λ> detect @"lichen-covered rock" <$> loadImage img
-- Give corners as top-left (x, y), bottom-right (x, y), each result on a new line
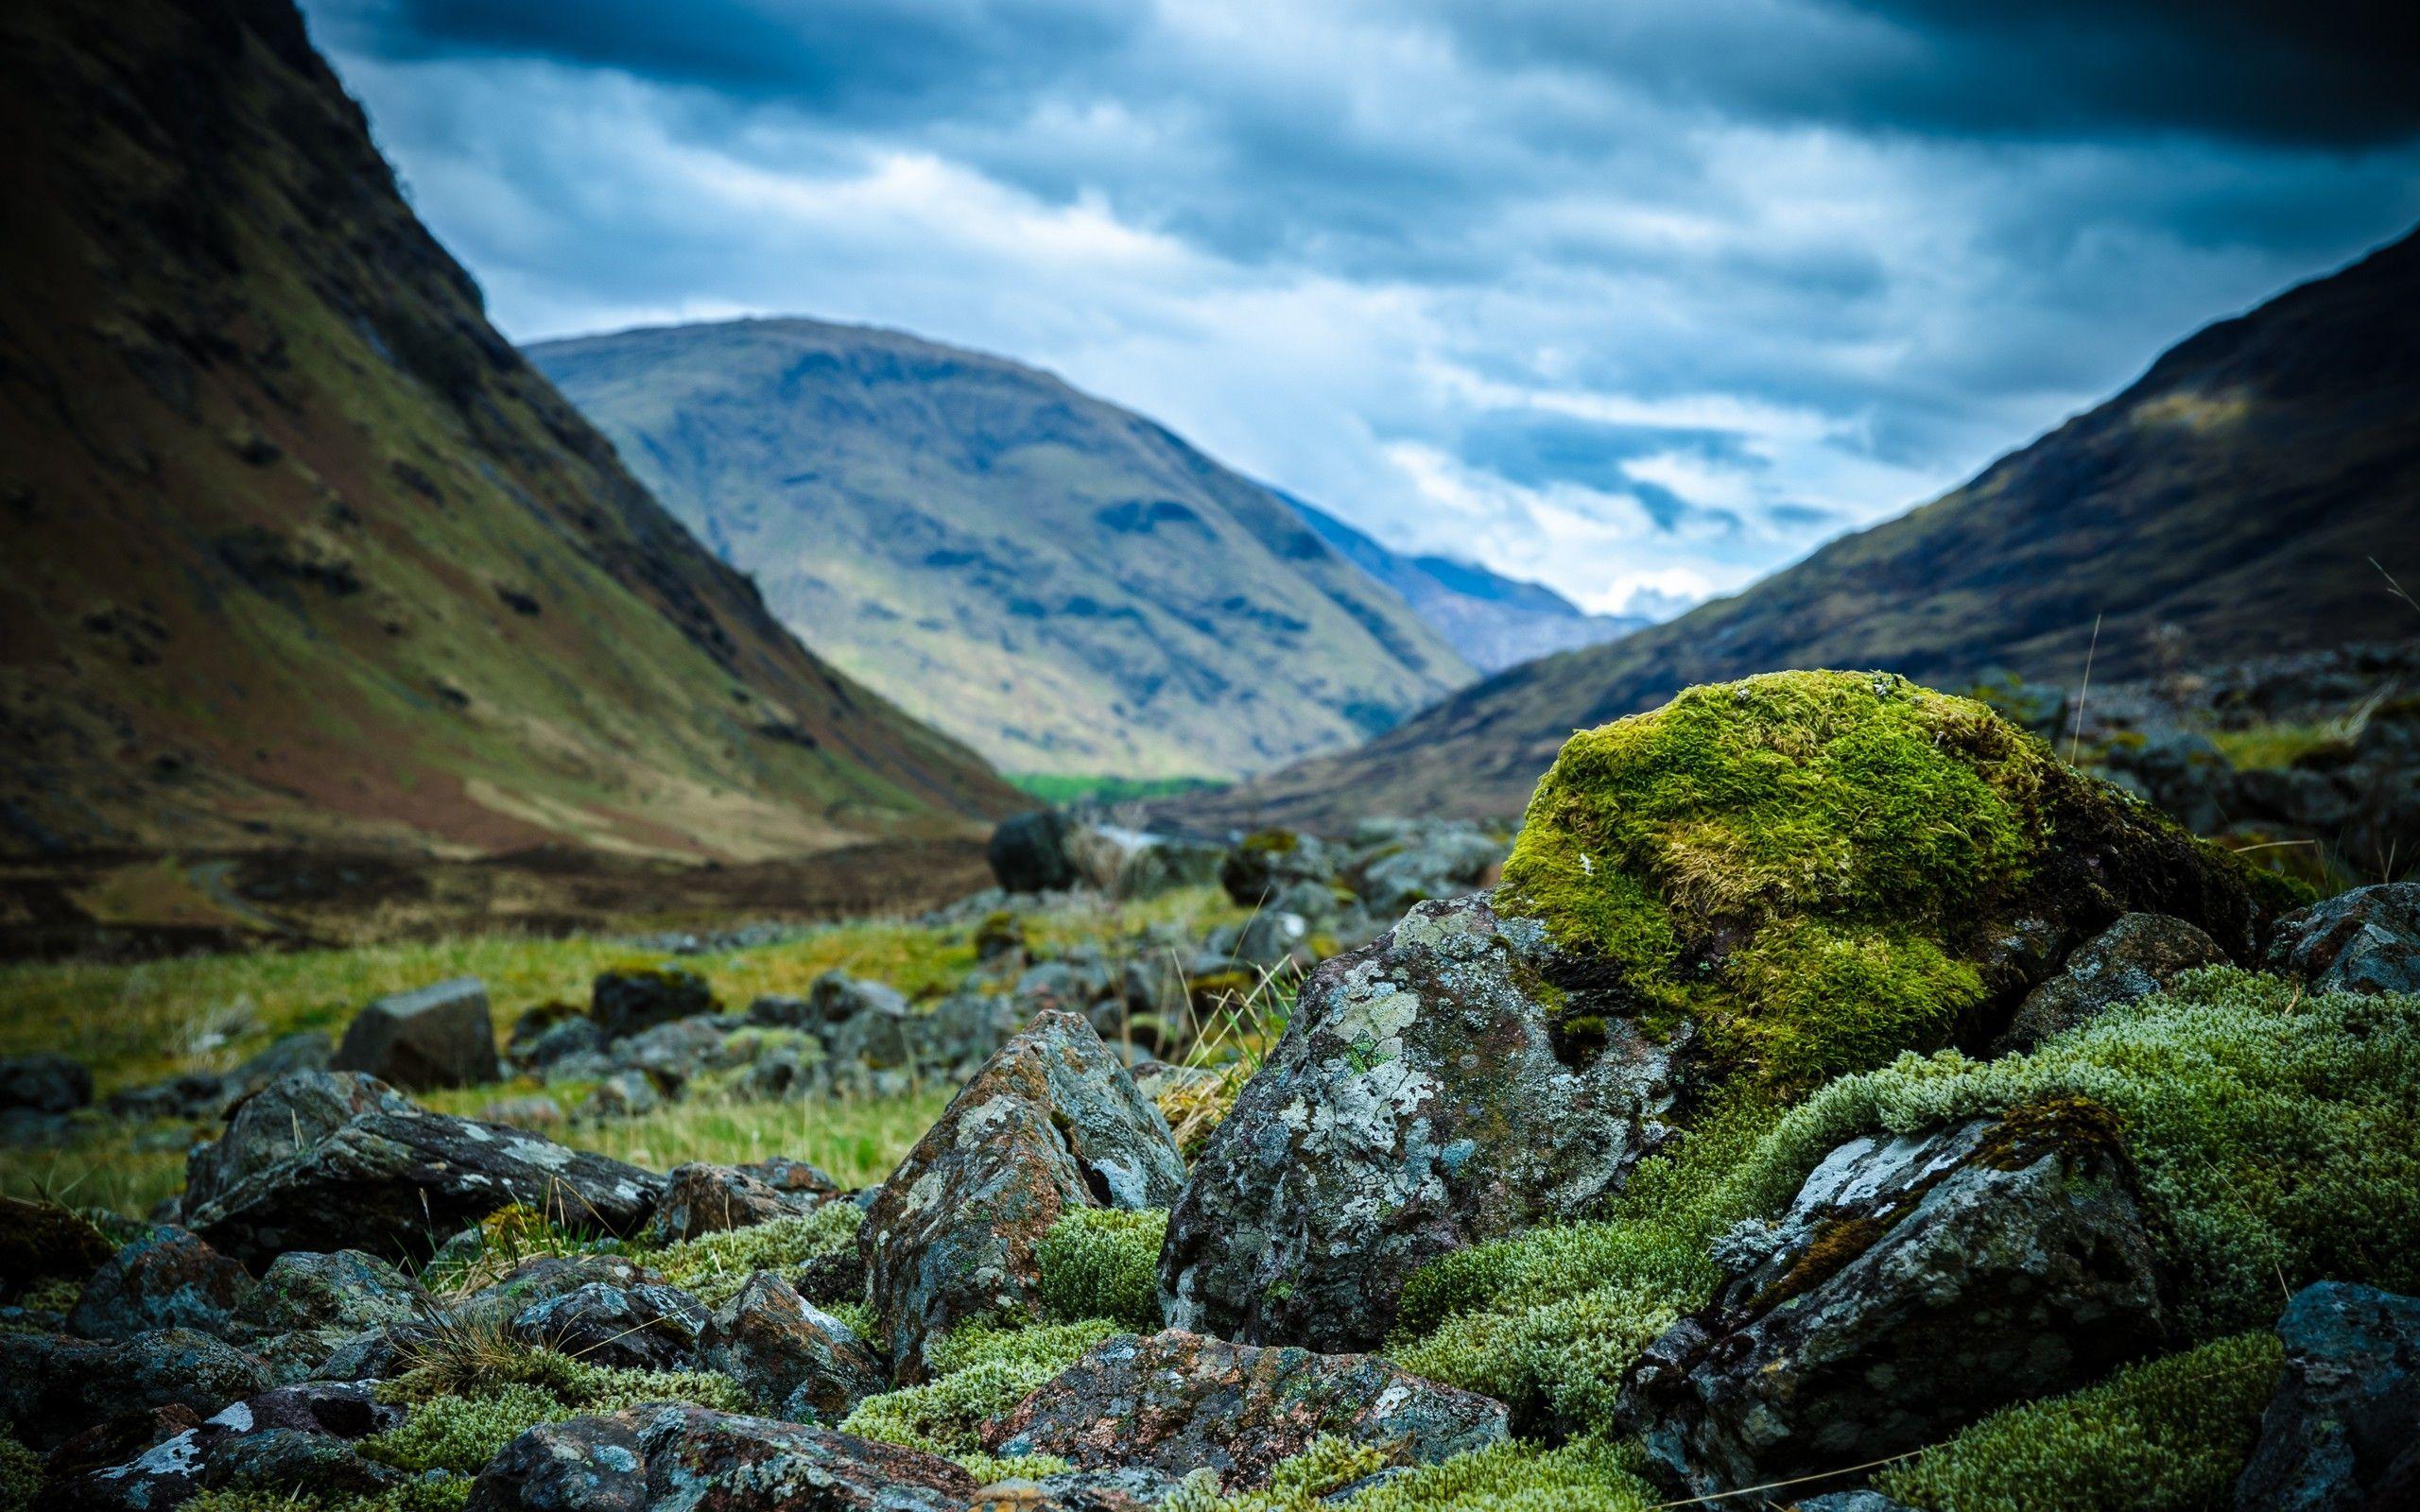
top-left (43, 1403), bottom-right (210, 1512)
top-left (475, 1403), bottom-right (977, 1512)
top-left (103, 1032), bottom-right (333, 1125)
top-left (60, 1383), bottom-right (405, 1512)
top-left (0, 1328), bottom-right (272, 1449)
top-left (69, 1227), bottom-right (255, 1341)
top-left (696, 1272), bottom-right (885, 1424)
top-left (1219, 829), bottom-right (1336, 906)
top-left (1495, 672), bottom-right (2285, 1096)
top-left (1064, 824), bottom-right (1223, 902)
top-left (0, 1051), bottom-right (92, 1113)
top-left (579, 1069), bottom-right (664, 1121)
top-left (463, 1255), bottom-right (667, 1327)
top-left (511, 1280), bottom-right (709, 1370)
top-left (1163, 894), bottom-right (1689, 1351)
top-left (2265, 882), bottom-right (2420, 997)
top-left (612, 1017), bottom-right (743, 1092)
top-left (331, 976), bottom-right (501, 1091)
top-left (915, 991), bottom-right (1031, 1076)
top-left (590, 967), bottom-right (716, 1043)
top-left (2233, 1281), bottom-right (2420, 1511)
top-left (1992, 912), bottom-right (2230, 1054)
top-left (182, 1071), bottom-right (414, 1217)
top-left (1345, 824), bottom-right (1504, 917)
top-left (861, 1010), bottom-right (1184, 1380)
top-left (644, 1163), bottom-right (825, 1245)
top-left (983, 1328), bottom-right (1509, 1489)
top-left (991, 811), bottom-right (1080, 894)
top-left (183, 1074), bottom-right (662, 1267)
top-left (1619, 1105), bottom-right (2168, 1498)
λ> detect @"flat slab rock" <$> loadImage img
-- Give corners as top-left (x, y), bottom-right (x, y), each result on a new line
top-left (982, 1328), bottom-right (1510, 1490)
top-left (1164, 895), bottom-right (1688, 1351)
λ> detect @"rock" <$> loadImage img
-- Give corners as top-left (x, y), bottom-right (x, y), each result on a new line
top-left (228, 1250), bottom-right (424, 1381)
top-left (1163, 895), bottom-right (1689, 1352)
top-left (1993, 912), bottom-right (2230, 1054)
top-left (862, 1010), bottom-right (1185, 1380)
top-left (510, 1280), bottom-right (708, 1370)
top-left (990, 810), bottom-right (1080, 893)
top-left (2234, 1281), bottom-right (2420, 1511)
top-left (696, 1272), bottom-right (884, 1423)
top-left (735, 1156), bottom-right (843, 1201)
top-left (1219, 830), bottom-right (1336, 906)
top-left (44, 1405), bottom-right (211, 1512)
top-left (1031, 1468), bottom-right (1186, 1511)
top-left (60, 1383), bottom-right (406, 1512)
top-left (69, 1227), bottom-right (255, 1340)
top-left (0, 1328), bottom-right (271, 1449)
top-left (1347, 826), bottom-right (1504, 917)
top-left (183, 1074), bottom-right (662, 1267)
top-left (517, 1016), bottom-right (610, 1074)
top-left (0, 1051), bottom-right (93, 1113)
top-left (331, 976), bottom-right (501, 1091)
top-left (480, 1094), bottom-right (568, 1129)
top-left (0, 1193), bottom-right (114, 1295)
top-left (1064, 825), bottom-right (1223, 901)
top-left (182, 1071), bottom-right (414, 1216)
top-left (984, 1329), bottom-right (1509, 1490)
top-left (644, 1163), bottom-right (823, 1245)
top-left (199, 1425), bottom-right (402, 1497)
top-left (611, 1017), bottom-right (742, 1091)
top-left (1619, 1105), bottom-right (2168, 1498)
top-left (591, 967), bottom-right (716, 1043)
top-left (473, 1403), bottom-right (977, 1512)
top-left (465, 1415), bottom-right (648, 1512)
top-left (2265, 883), bottom-right (2420, 997)
top-left (823, 1002), bottom-right (917, 1079)
top-left (102, 1033), bottom-right (333, 1125)
top-left (579, 1070), bottom-right (664, 1121)
top-left (1793, 1495), bottom-right (1922, 1512)
top-left (914, 992), bottom-right (1029, 1075)
top-left (807, 971), bottom-right (911, 1028)
top-left (458, 1255), bottom-right (666, 1328)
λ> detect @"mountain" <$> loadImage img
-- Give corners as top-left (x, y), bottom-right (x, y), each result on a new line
top-left (529, 321), bottom-right (1473, 782)
top-left (1285, 494), bottom-right (1647, 672)
top-left (1169, 228), bottom-right (2420, 831)
top-left (0, 0), bottom-right (1018, 861)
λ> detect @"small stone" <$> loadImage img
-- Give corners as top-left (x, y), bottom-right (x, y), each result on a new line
top-left (2265, 882), bottom-right (2420, 996)
top-left (1992, 912), bottom-right (2229, 1054)
top-left (332, 976), bottom-right (501, 1090)
top-left (69, 1227), bottom-right (256, 1341)
top-left (510, 1280), bottom-right (708, 1370)
top-left (696, 1271), bottom-right (884, 1423)
top-left (590, 966), bottom-right (716, 1042)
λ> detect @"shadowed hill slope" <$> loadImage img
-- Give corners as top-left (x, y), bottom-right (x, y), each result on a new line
top-left (1168, 229), bottom-right (2420, 830)
top-left (530, 319), bottom-right (1475, 781)
top-left (0, 0), bottom-right (1018, 859)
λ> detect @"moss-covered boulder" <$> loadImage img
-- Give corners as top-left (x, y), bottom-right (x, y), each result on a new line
top-left (1496, 670), bottom-right (2288, 1094)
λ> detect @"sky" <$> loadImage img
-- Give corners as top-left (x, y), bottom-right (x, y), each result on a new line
top-left (299, 0), bottom-right (2420, 618)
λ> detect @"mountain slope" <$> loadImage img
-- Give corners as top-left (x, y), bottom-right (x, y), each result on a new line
top-left (0, 0), bottom-right (1018, 860)
top-left (1173, 228), bottom-right (2420, 830)
top-left (529, 320), bottom-right (1473, 781)
top-left (1286, 494), bottom-right (1647, 672)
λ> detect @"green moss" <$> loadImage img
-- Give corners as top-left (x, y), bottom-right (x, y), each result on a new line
top-left (644, 1203), bottom-right (863, 1309)
top-left (182, 1484), bottom-right (472, 1512)
top-left (1164, 1435), bottom-right (1656, 1512)
top-left (952, 1450), bottom-right (1074, 1481)
top-left (1035, 1208), bottom-right (1167, 1331)
top-left (362, 1383), bottom-right (564, 1474)
top-left (1874, 1332), bottom-right (2284, 1512)
top-left (841, 1317), bottom-right (1118, 1457)
top-left (0, 1433), bottom-right (40, 1512)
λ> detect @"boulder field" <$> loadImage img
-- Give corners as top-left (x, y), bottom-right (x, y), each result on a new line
top-left (3, 672), bottom-right (2416, 1512)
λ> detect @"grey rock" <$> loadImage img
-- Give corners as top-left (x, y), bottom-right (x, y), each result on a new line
top-left (1164, 895), bottom-right (1688, 1352)
top-left (591, 968), bottom-right (716, 1043)
top-left (1219, 831), bottom-right (1336, 906)
top-left (1621, 1109), bottom-right (2168, 1498)
top-left (611, 1017), bottom-right (742, 1091)
top-left (861, 1010), bottom-right (1184, 1380)
top-left (990, 810), bottom-right (1080, 893)
top-left (0, 1051), bottom-right (93, 1113)
top-left (182, 1071), bottom-right (414, 1216)
top-left (70, 1227), bottom-right (255, 1341)
top-left (0, 1328), bottom-right (272, 1449)
top-left (643, 1162), bottom-right (824, 1246)
top-left (518, 1016), bottom-right (610, 1074)
top-left (466, 1415), bottom-right (648, 1512)
top-left (2265, 883), bottom-right (2420, 997)
top-left (229, 1250), bottom-right (424, 1383)
top-left (479, 1094), bottom-right (568, 1130)
top-left (2234, 1281), bottom-right (2420, 1512)
top-left (608, 1402), bottom-right (976, 1511)
top-left (510, 1280), bottom-right (708, 1370)
top-left (914, 991), bottom-right (1028, 1074)
top-left (200, 1426), bottom-right (403, 1498)
top-left (579, 1070), bottom-right (664, 1121)
top-left (696, 1272), bottom-right (884, 1424)
top-left (1993, 912), bottom-right (2230, 1054)
top-left (807, 971), bottom-right (911, 1028)
top-left (1793, 1495), bottom-right (1922, 1512)
top-left (332, 976), bottom-right (500, 1091)
top-left (103, 1034), bottom-right (332, 1125)
top-left (983, 1328), bottom-right (1509, 1490)
top-left (461, 1255), bottom-right (666, 1328)
top-left (1065, 824), bottom-right (1224, 901)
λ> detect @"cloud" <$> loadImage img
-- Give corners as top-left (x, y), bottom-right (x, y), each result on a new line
top-left (298, 0), bottom-right (2420, 620)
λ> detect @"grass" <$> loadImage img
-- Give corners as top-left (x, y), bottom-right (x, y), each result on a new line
top-left (1006, 773), bottom-right (1224, 804)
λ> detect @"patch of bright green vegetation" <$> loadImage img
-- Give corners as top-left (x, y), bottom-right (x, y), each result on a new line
top-left (1875, 1332), bottom-right (2284, 1512)
top-left (1167, 1435), bottom-right (1656, 1512)
top-left (839, 1317), bottom-right (1118, 1458)
top-left (1035, 1207), bottom-right (1167, 1331)
top-left (182, 1482), bottom-right (471, 1512)
top-left (2207, 720), bottom-right (2350, 772)
top-left (1390, 970), bottom-right (2419, 1423)
top-left (1007, 773), bottom-right (1223, 804)
top-left (646, 1203), bottom-right (865, 1309)
top-left (1496, 670), bottom-right (2257, 1095)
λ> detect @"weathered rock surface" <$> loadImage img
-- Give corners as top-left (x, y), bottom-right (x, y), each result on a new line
top-left (591, 967), bottom-right (716, 1042)
top-left (0, 1328), bottom-right (272, 1449)
top-left (644, 1162), bottom-right (825, 1245)
top-left (511, 1280), bottom-right (709, 1370)
top-left (183, 1074), bottom-right (661, 1267)
top-left (58, 1383), bottom-right (404, 1512)
top-left (1620, 1107), bottom-right (2168, 1497)
top-left (1163, 895), bottom-right (1688, 1351)
top-left (2265, 882), bottom-right (2420, 997)
top-left (1219, 830), bottom-right (1336, 906)
top-left (2234, 1281), bottom-right (2420, 1512)
top-left (986, 1328), bottom-right (1509, 1490)
top-left (862, 1010), bottom-right (1184, 1380)
top-left (68, 1226), bottom-right (256, 1341)
top-left (228, 1249), bottom-right (424, 1382)
top-left (471, 1404), bottom-right (976, 1512)
top-left (696, 1272), bottom-right (885, 1424)
top-left (1992, 912), bottom-right (2229, 1054)
top-left (331, 976), bottom-right (501, 1090)
top-left (103, 1033), bottom-right (333, 1125)
top-left (182, 1071), bottom-right (413, 1216)
top-left (990, 810), bottom-right (1080, 894)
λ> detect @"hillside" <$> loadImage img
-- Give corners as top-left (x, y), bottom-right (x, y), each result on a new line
top-left (1286, 494), bottom-right (1646, 672)
top-left (529, 320), bottom-right (1473, 781)
top-left (1172, 228), bottom-right (2420, 830)
top-left (0, 0), bottom-right (1018, 862)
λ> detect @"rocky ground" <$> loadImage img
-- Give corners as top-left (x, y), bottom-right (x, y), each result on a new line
top-left (2, 671), bottom-right (2416, 1512)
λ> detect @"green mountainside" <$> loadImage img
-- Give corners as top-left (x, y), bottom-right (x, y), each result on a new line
top-left (1171, 228), bottom-right (2420, 830)
top-left (529, 319), bottom-right (1475, 782)
top-left (0, 0), bottom-right (1018, 861)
